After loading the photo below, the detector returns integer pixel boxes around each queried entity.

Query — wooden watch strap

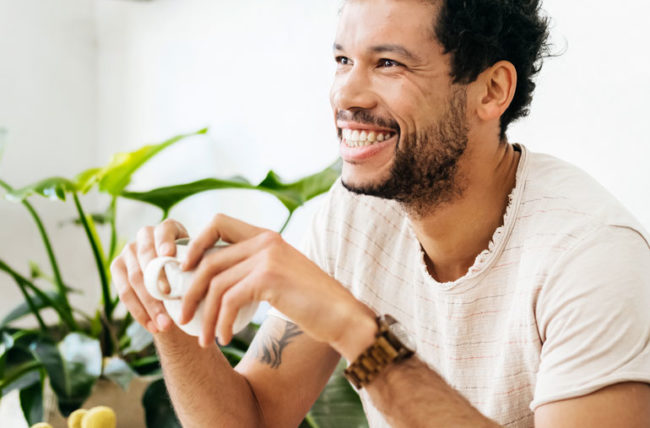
[344,335,399,389]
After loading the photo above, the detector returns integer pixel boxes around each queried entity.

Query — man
[111,0,650,426]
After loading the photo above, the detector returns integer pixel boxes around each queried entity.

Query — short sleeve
[531,225,650,410]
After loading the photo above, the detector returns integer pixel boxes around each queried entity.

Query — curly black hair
[433,0,551,139]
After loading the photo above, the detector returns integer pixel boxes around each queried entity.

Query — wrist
[333,304,378,362]
[153,323,204,352]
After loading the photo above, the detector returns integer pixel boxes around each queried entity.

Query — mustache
[336,110,400,132]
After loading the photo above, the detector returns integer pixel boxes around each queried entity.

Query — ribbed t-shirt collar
[408,143,529,291]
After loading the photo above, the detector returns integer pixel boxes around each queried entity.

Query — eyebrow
[333,43,421,63]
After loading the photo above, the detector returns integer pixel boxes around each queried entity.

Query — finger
[199,276,225,348]
[154,218,189,257]
[136,226,157,271]
[111,257,158,333]
[124,245,172,332]
[138,225,170,295]
[182,213,265,271]
[216,280,256,346]
[181,233,275,324]
[197,260,252,347]
[153,220,189,294]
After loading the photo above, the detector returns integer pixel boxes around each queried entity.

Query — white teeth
[342,129,393,148]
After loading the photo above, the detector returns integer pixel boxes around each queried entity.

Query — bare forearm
[154,326,263,427]
[366,357,500,428]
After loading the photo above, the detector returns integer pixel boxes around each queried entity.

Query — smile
[341,129,397,148]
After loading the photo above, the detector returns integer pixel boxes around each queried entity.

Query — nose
[331,65,377,112]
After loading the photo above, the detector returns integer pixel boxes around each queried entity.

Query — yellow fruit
[81,406,117,428]
[30,424,54,428]
[68,408,89,428]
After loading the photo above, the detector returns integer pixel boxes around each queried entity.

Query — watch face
[384,315,417,352]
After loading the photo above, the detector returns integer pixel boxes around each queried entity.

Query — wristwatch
[344,314,416,389]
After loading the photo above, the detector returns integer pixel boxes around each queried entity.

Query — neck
[407,142,520,283]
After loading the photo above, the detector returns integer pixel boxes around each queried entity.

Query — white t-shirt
[274,144,650,427]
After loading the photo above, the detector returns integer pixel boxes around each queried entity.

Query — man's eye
[379,59,401,68]
[336,56,351,65]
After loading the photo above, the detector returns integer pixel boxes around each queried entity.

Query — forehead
[335,0,438,52]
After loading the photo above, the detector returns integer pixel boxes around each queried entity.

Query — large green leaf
[129,355,161,377]
[0,331,14,376]
[0,289,67,328]
[76,128,208,195]
[30,333,102,416]
[142,378,182,428]
[20,373,44,425]
[0,345,42,396]
[307,360,368,428]
[6,177,77,202]
[0,259,76,332]
[220,346,246,367]
[120,321,153,355]
[121,158,342,216]
[102,356,136,391]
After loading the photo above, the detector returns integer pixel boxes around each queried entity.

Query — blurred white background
[1,0,649,319]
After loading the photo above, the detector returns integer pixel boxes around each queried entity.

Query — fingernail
[157,313,171,330]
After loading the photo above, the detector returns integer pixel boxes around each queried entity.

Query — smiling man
[111,0,650,427]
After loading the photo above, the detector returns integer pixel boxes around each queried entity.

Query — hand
[110,219,189,334]
[179,213,376,358]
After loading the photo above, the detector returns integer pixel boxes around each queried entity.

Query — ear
[475,61,517,122]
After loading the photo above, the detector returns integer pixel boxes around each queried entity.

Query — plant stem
[15,278,48,333]
[107,196,118,264]
[72,193,113,324]
[106,197,119,320]
[0,259,76,331]
[0,179,76,328]
[279,211,294,234]
[116,311,132,341]
[99,312,117,357]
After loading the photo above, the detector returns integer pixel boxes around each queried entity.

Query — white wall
[0,0,99,319]
[509,0,650,228]
[94,0,342,247]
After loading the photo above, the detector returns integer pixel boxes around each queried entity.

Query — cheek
[376,79,430,131]
[393,79,450,131]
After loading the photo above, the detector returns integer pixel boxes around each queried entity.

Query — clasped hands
[110,213,376,360]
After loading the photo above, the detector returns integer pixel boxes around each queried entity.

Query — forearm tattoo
[253,321,303,369]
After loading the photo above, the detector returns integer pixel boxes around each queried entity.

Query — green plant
[0,128,367,427]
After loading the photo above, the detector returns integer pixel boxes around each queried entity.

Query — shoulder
[516,148,649,250]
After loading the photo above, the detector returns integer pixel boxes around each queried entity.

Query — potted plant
[0,128,367,427]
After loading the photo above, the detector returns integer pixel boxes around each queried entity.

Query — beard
[341,88,469,218]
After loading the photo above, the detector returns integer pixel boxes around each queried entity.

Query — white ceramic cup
[143,238,258,338]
